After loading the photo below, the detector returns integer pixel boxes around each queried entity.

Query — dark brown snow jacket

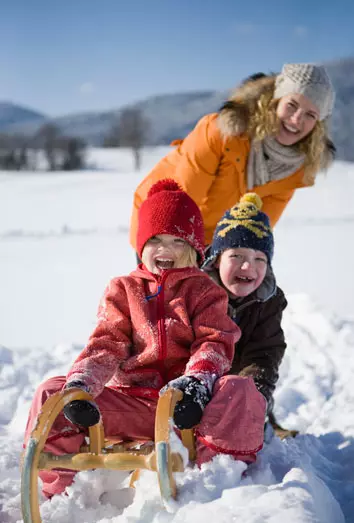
[207,266,287,414]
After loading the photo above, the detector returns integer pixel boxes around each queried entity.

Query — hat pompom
[240,192,263,210]
[203,192,274,268]
[147,179,182,197]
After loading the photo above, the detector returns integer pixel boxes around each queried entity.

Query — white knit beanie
[274,63,335,120]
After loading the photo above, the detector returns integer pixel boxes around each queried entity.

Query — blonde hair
[247,90,332,185]
[174,243,198,268]
[141,241,198,272]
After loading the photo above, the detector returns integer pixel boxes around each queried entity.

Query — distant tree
[0,134,14,169]
[59,136,86,170]
[33,123,87,171]
[35,123,61,170]
[103,121,121,147]
[0,133,30,170]
[105,107,149,171]
[15,134,32,170]
[119,108,149,171]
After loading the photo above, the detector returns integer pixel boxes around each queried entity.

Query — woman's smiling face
[275,93,320,146]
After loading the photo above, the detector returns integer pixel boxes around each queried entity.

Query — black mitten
[161,376,211,430]
[63,380,100,428]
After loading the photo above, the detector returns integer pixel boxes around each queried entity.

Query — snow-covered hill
[0,102,46,130]
[2,56,354,161]
[1,148,354,522]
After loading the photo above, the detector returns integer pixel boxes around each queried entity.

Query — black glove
[161,376,211,430]
[63,380,100,428]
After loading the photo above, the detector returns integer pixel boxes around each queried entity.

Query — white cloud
[293,25,308,38]
[234,23,257,35]
[79,82,95,95]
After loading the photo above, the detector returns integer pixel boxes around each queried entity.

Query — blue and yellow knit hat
[203,193,274,269]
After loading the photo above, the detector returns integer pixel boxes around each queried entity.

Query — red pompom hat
[136,179,205,263]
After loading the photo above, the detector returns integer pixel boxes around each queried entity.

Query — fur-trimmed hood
[218,75,276,137]
[217,74,335,169]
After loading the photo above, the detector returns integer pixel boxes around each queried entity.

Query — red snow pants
[23,375,266,497]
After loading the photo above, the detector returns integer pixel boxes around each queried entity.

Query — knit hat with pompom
[274,63,335,121]
[203,193,274,269]
[137,179,205,262]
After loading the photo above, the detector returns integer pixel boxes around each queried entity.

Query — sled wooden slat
[181,429,196,462]
[21,389,104,523]
[38,448,183,472]
[155,388,184,504]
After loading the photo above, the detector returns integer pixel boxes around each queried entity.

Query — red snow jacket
[67,265,240,399]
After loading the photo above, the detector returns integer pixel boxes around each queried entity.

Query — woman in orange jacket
[130,63,335,250]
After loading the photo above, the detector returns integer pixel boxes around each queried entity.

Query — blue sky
[1,0,353,116]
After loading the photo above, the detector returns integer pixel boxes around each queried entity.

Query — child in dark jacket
[203,193,296,439]
[24,180,267,498]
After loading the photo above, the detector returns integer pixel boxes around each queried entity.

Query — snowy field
[1,147,354,522]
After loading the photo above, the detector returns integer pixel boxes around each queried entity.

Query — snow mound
[0,296,353,522]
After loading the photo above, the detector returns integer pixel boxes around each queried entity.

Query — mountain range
[1,56,353,161]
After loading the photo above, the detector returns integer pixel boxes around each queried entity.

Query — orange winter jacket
[130,113,308,248]
[67,265,240,399]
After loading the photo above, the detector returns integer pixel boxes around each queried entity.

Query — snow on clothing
[207,265,287,414]
[24,374,266,497]
[66,265,239,397]
[23,264,268,497]
[23,187,284,496]
[129,75,334,248]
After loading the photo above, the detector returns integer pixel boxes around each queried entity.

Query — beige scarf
[247,137,305,190]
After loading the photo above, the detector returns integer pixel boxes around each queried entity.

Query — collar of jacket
[131,263,206,283]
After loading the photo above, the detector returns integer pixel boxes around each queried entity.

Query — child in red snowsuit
[24,180,266,498]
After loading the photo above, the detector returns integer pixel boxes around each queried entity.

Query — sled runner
[21,387,195,523]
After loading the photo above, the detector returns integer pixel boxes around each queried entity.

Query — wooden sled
[21,388,195,523]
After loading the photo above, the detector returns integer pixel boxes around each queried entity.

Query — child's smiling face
[142,234,189,275]
[217,247,268,298]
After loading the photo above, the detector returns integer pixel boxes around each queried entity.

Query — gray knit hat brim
[274,63,335,120]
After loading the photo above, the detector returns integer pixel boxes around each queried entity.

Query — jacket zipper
[156,272,168,362]
[145,268,188,377]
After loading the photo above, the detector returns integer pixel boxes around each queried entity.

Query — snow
[1,147,354,522]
